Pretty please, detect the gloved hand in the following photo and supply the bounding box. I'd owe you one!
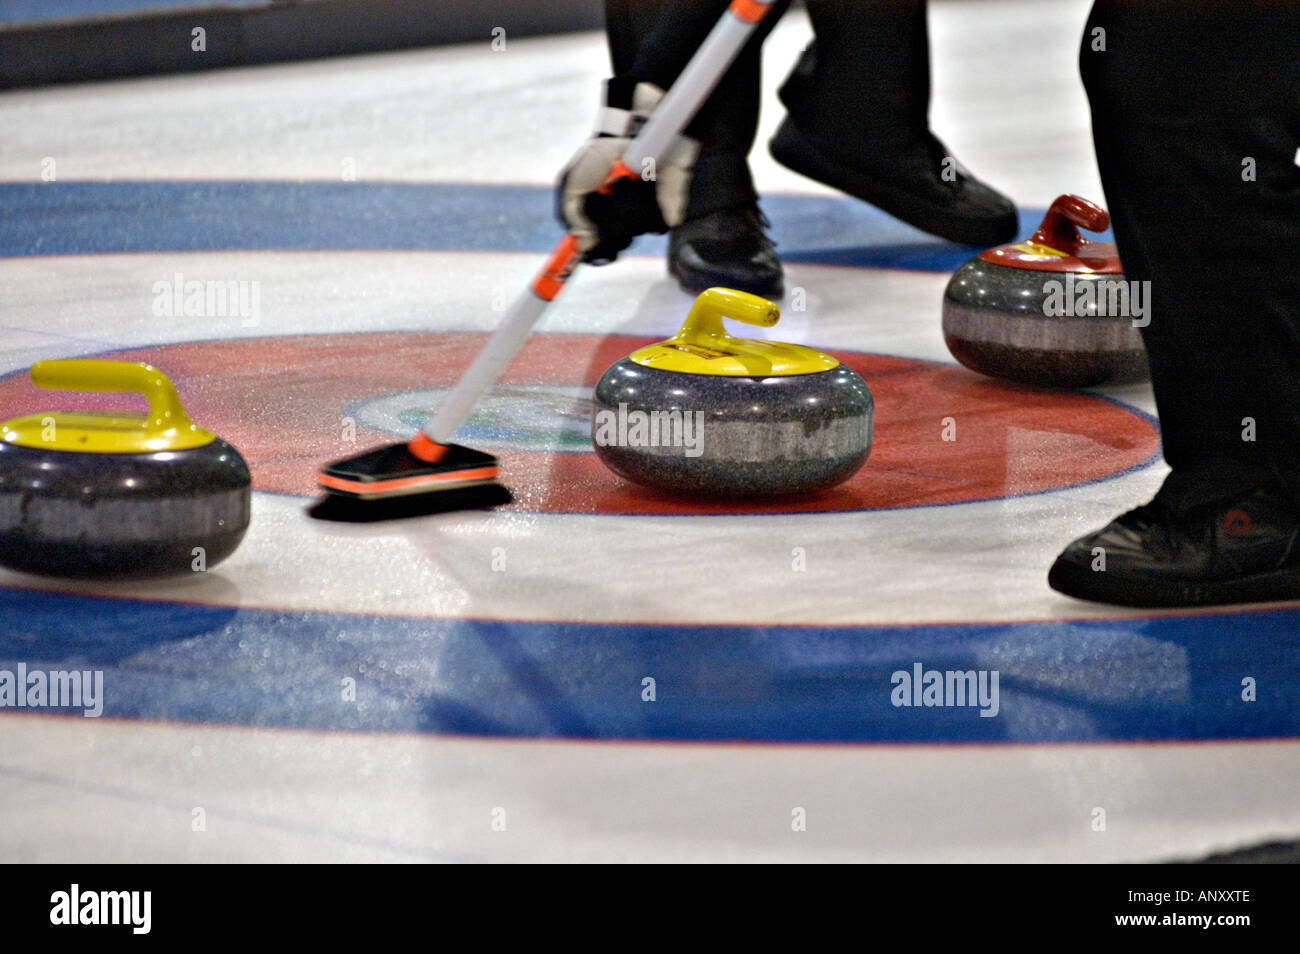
[557,79,699,265]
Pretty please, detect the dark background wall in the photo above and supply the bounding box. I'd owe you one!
[0,0,605,89]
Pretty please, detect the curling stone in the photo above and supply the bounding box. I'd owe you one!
[592,287,873,496]
[0,360,251,579]
[942,194,1149,388]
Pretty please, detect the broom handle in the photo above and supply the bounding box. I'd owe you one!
[422,0,776,445]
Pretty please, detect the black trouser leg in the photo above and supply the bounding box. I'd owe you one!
[781,0,929,148]
[1080,0,1300,504]
[604,0,790,218]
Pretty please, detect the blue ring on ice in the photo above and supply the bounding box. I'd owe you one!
[1,587,1295,744]
[0,181,1091,273]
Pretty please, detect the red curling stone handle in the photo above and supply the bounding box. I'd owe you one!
[1031,194,1110,255]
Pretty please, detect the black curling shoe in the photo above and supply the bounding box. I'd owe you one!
[668,205,784,298]
[1048,486,1300,608]
[769,116,1019,248]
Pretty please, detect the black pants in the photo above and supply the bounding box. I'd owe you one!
[1081,1,1300,504]
[604,0,931,218]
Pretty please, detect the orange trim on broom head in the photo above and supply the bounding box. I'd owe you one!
[318,465,498,497]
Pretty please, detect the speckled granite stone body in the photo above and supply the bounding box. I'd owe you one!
[593,360,873,496]
[942,257,1149,388]
[0,438,251,578]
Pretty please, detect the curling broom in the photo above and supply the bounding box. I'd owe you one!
[313,0,778,521]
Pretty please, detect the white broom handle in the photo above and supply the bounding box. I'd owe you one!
[422,0,776,445]
[422,241,567,444]
[622,6,768,170]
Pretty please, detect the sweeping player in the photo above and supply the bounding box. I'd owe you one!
[560,0,1018,298]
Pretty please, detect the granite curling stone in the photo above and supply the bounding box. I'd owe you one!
[592,287,873,496]
[0,360,251,579]
[942,193,1149,388]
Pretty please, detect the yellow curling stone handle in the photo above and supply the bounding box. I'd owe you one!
[678,286,780,340]
[629,287,839,377]
[0,360,216,453]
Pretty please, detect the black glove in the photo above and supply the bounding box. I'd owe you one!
[557,78,698,264]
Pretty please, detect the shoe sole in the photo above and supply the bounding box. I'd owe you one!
[668,258,784,300]
[769,121,1018,248]
[1047,557,1300,608]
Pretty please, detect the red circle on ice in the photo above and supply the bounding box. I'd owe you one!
[0,333,1160,515]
